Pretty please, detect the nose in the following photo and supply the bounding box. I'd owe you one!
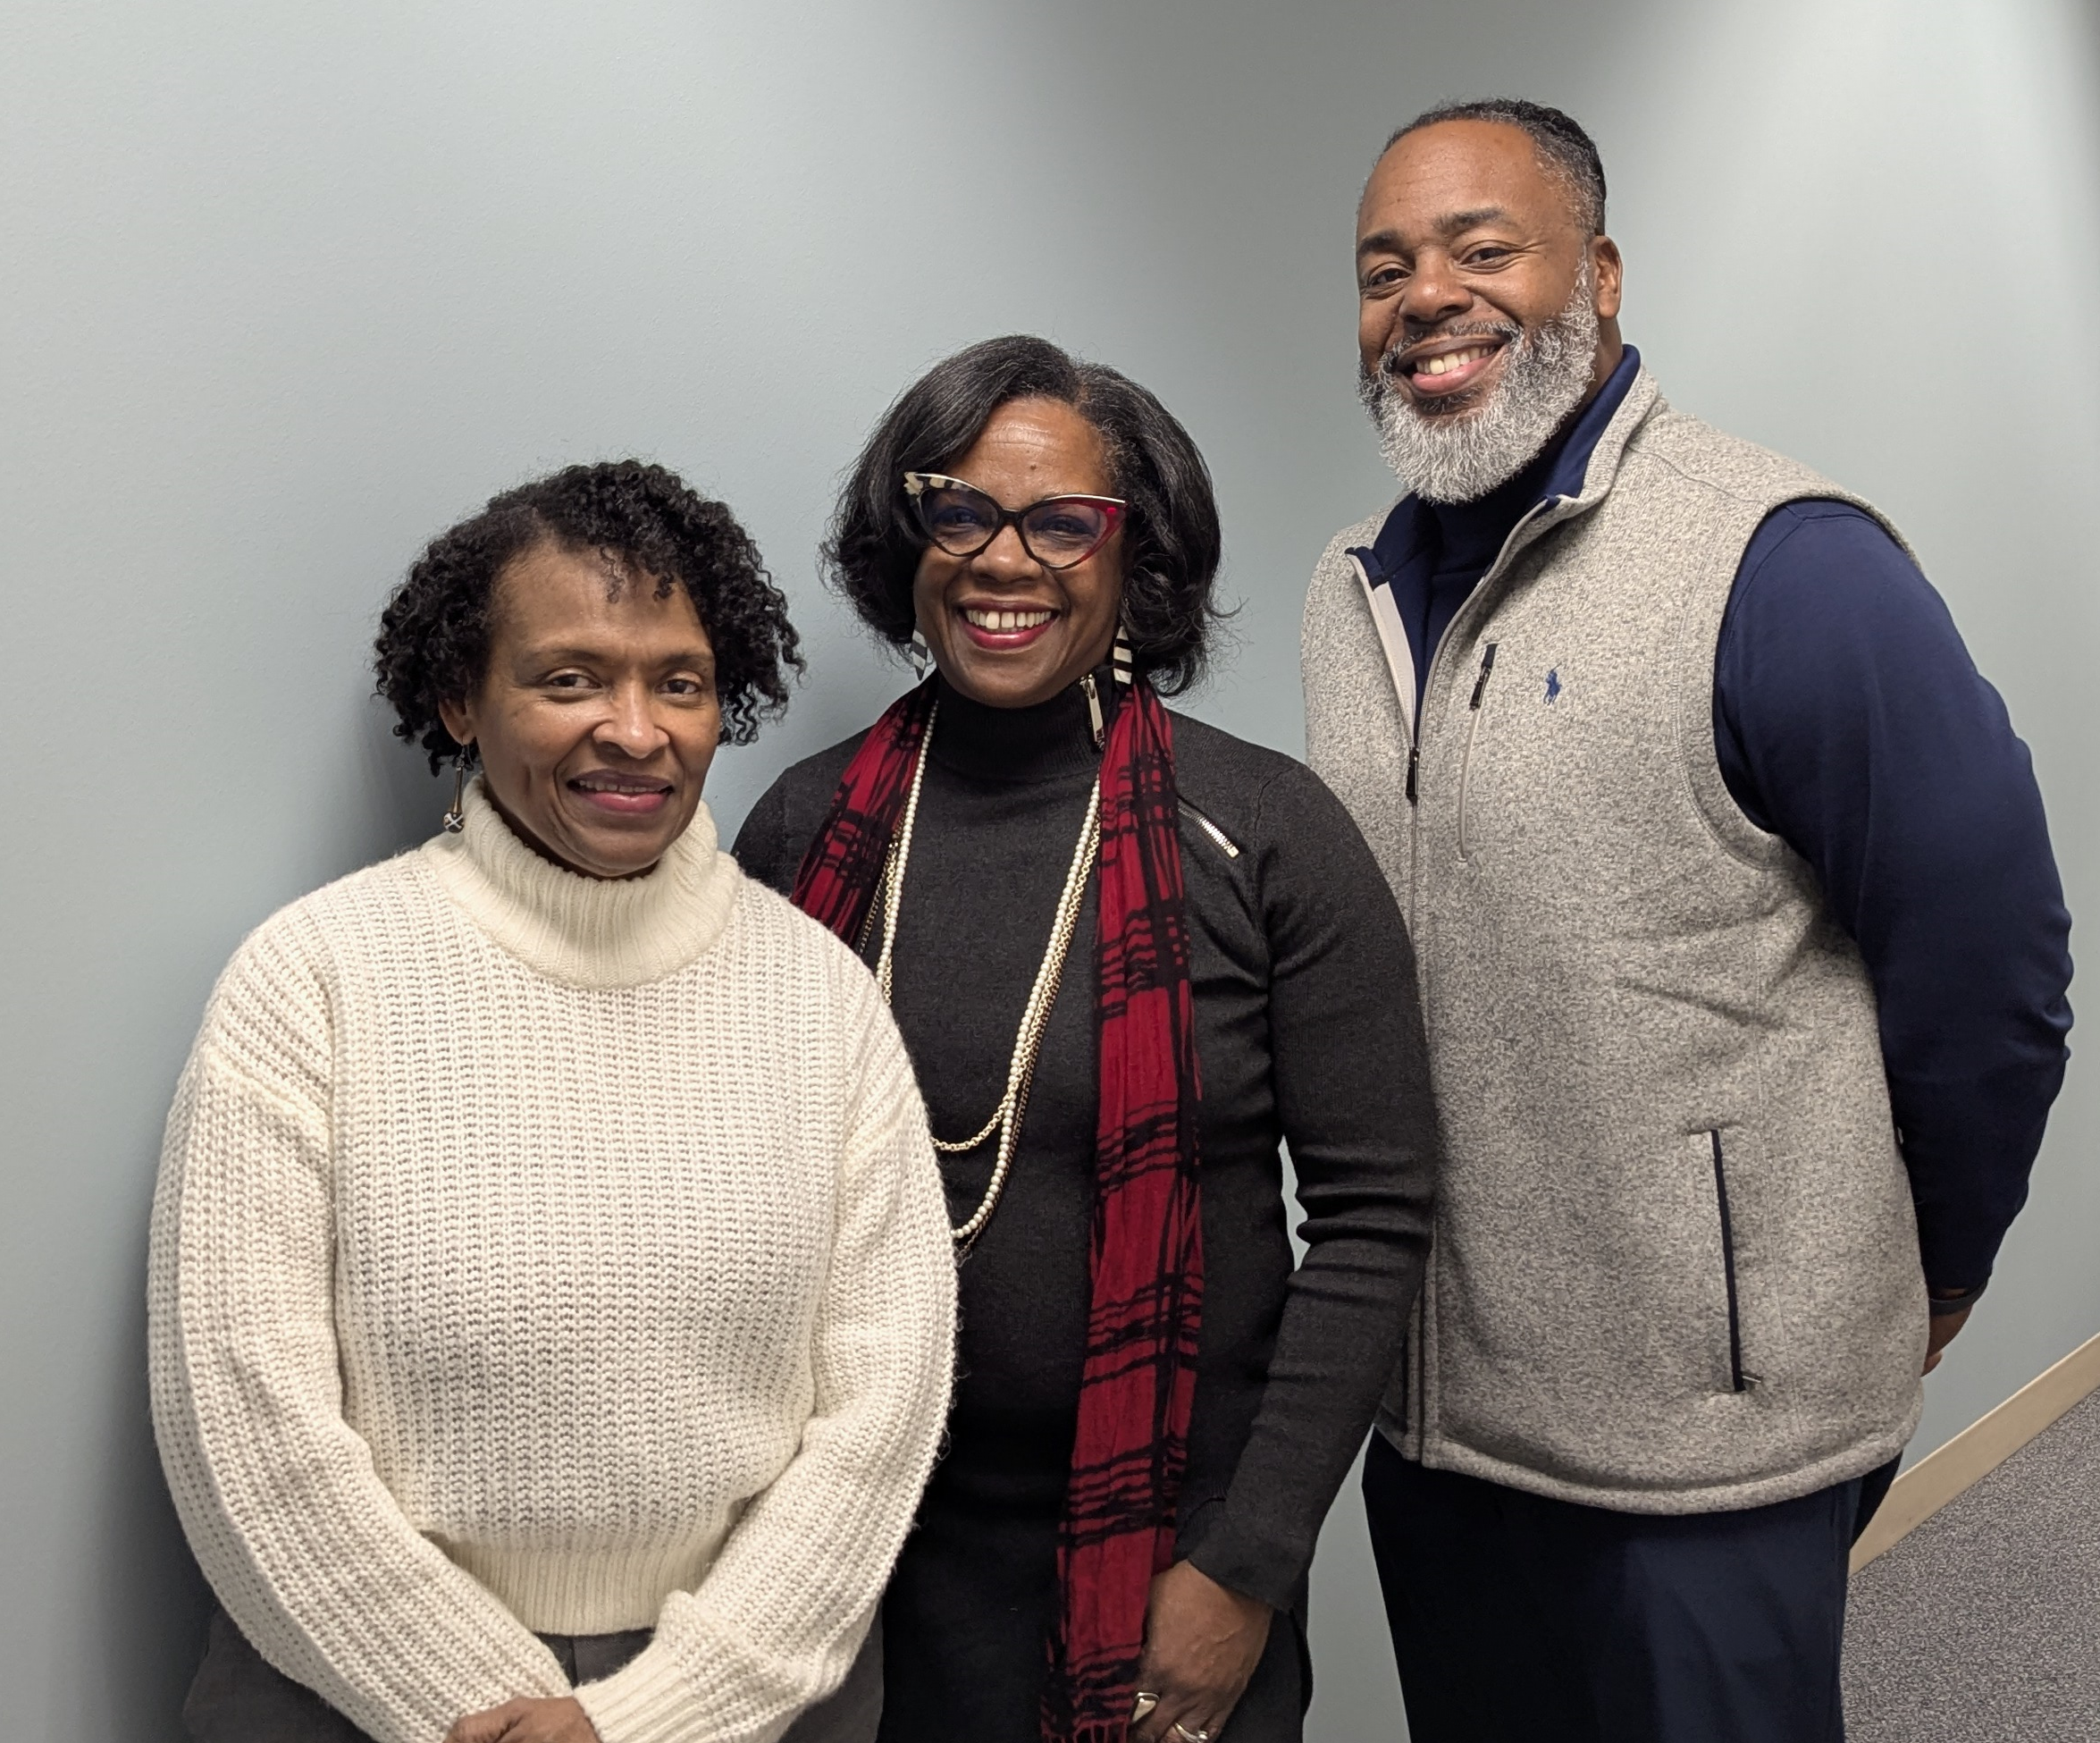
[1400,248,1470,333]
[595,680,669,760]
[970,521,1038,582]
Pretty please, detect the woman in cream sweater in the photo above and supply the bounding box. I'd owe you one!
[149,461,954,1743]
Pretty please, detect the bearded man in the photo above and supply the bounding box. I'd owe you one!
[1301,98,2072,1742]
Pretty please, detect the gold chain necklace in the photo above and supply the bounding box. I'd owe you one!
[873,698,1103,1246]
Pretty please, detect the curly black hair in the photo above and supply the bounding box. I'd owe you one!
[374,460,802,771]
[824,335,1227,696]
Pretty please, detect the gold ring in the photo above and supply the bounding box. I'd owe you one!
[1131,1691,1161,1722]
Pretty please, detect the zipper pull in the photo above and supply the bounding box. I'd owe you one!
[1080,672,1105,750]
[1469,641,1499,709]
[1406,741,1419,804]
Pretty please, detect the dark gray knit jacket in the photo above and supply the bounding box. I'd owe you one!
[735,675,1436,1606]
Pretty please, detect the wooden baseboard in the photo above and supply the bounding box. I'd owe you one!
[1851,1328,2100,1571]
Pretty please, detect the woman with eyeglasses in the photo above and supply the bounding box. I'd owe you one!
[734,337,1437,1743]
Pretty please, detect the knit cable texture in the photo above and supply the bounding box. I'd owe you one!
[148,787,956,1743]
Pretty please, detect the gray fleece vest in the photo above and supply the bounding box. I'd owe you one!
[1303,369,1926,1512]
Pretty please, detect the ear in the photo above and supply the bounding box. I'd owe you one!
[437,696,477,755]
[1590,234,1625,322]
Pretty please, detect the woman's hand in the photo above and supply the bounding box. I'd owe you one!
[443,1696,601,1743]
[1130,1560,1273,1743]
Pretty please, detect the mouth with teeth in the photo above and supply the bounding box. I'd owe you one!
[1396,333,1511,403]
[957,602,1060,650]
[567,769,675,816]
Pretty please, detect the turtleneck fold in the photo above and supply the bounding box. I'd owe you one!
[421,779,740,988]
[927,669,1118,785]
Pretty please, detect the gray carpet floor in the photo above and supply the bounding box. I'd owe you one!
[1844,1386,2100,1740]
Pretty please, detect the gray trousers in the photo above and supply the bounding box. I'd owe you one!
[184,1608,883,1742]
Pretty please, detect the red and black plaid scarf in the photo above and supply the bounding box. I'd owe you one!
[792,675,1204,1743]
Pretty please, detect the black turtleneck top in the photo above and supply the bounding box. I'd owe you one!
[735,675,1435,1736]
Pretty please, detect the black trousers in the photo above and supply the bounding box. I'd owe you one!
[878,1497,1306,1741]
[183,1607,884,1742]
[1362,1434,1899,1743]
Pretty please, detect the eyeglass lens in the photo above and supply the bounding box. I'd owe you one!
[916,483,1115,568]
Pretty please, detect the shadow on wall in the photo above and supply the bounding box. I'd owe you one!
[80,1239,212,1737]
[84,705,442,1739]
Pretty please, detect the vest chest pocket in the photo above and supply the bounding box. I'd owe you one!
[1456,642,1498,860]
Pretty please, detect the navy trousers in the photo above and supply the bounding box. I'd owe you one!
[1363,1433,1899,1743]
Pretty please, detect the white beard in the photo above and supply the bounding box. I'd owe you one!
[1359,268,1600,504]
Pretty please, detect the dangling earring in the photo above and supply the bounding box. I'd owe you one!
[442,749,471,833]
[1112,617,1136,687]
[910,627,933,679]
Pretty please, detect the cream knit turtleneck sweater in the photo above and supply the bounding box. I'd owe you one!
[148,784,954,1743]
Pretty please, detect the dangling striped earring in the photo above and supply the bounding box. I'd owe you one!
[1112,618,1136,687]
[910,627,933,678]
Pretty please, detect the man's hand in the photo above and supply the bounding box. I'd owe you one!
[1130,1560,1273,1743]
[1923,1296,1976,1375]
[444,1697,600,1743]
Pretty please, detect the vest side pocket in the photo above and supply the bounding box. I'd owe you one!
[1709,1128,1749,1394]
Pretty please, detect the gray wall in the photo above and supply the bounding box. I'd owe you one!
[3,1,2094,1737]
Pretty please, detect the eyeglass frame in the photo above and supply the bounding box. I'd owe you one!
[902,472,1129,571]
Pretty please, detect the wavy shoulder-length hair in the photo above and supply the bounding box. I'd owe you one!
[824,335,1227,695]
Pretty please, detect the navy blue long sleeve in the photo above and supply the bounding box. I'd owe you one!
[1714,503,2071,1290]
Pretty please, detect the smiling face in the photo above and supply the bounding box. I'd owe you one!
[1356,119,1624,500]
[436,541,721,879]
[911,397,1125,711]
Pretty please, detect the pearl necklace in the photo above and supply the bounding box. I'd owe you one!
[873,697,1103,1246]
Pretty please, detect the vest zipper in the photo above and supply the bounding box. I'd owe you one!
[1456,641,1498,860]
[1178,799,1240,858]
[1468,641,1499,707]
[1393,495,1573,1447]
[1710,1130,1748,1394]
[1080,673,1105,751]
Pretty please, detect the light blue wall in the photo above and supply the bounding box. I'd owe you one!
[2,2,2094,1737]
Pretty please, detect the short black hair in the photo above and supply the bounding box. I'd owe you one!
[824,334,1226,696]
[374,459,802,771]
[1384,98,1607,235]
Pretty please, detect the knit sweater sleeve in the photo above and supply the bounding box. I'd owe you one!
[1181,763,1437,1609]
[575,937,956,1743]
[729,775,798,897]
[147,906,571,1743]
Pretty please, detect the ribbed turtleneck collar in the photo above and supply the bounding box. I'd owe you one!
[927,669,1118,785]
[420,779,741,988]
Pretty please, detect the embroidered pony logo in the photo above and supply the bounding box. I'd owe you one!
[1545,669,1563,704]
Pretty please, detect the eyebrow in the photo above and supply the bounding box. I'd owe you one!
[1357,206,1518,258]
[517,644,715,669]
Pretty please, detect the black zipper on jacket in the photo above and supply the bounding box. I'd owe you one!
[1468,641,1499,709]
[1406,642,1497,807]
[1710,1130,1748,1394]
